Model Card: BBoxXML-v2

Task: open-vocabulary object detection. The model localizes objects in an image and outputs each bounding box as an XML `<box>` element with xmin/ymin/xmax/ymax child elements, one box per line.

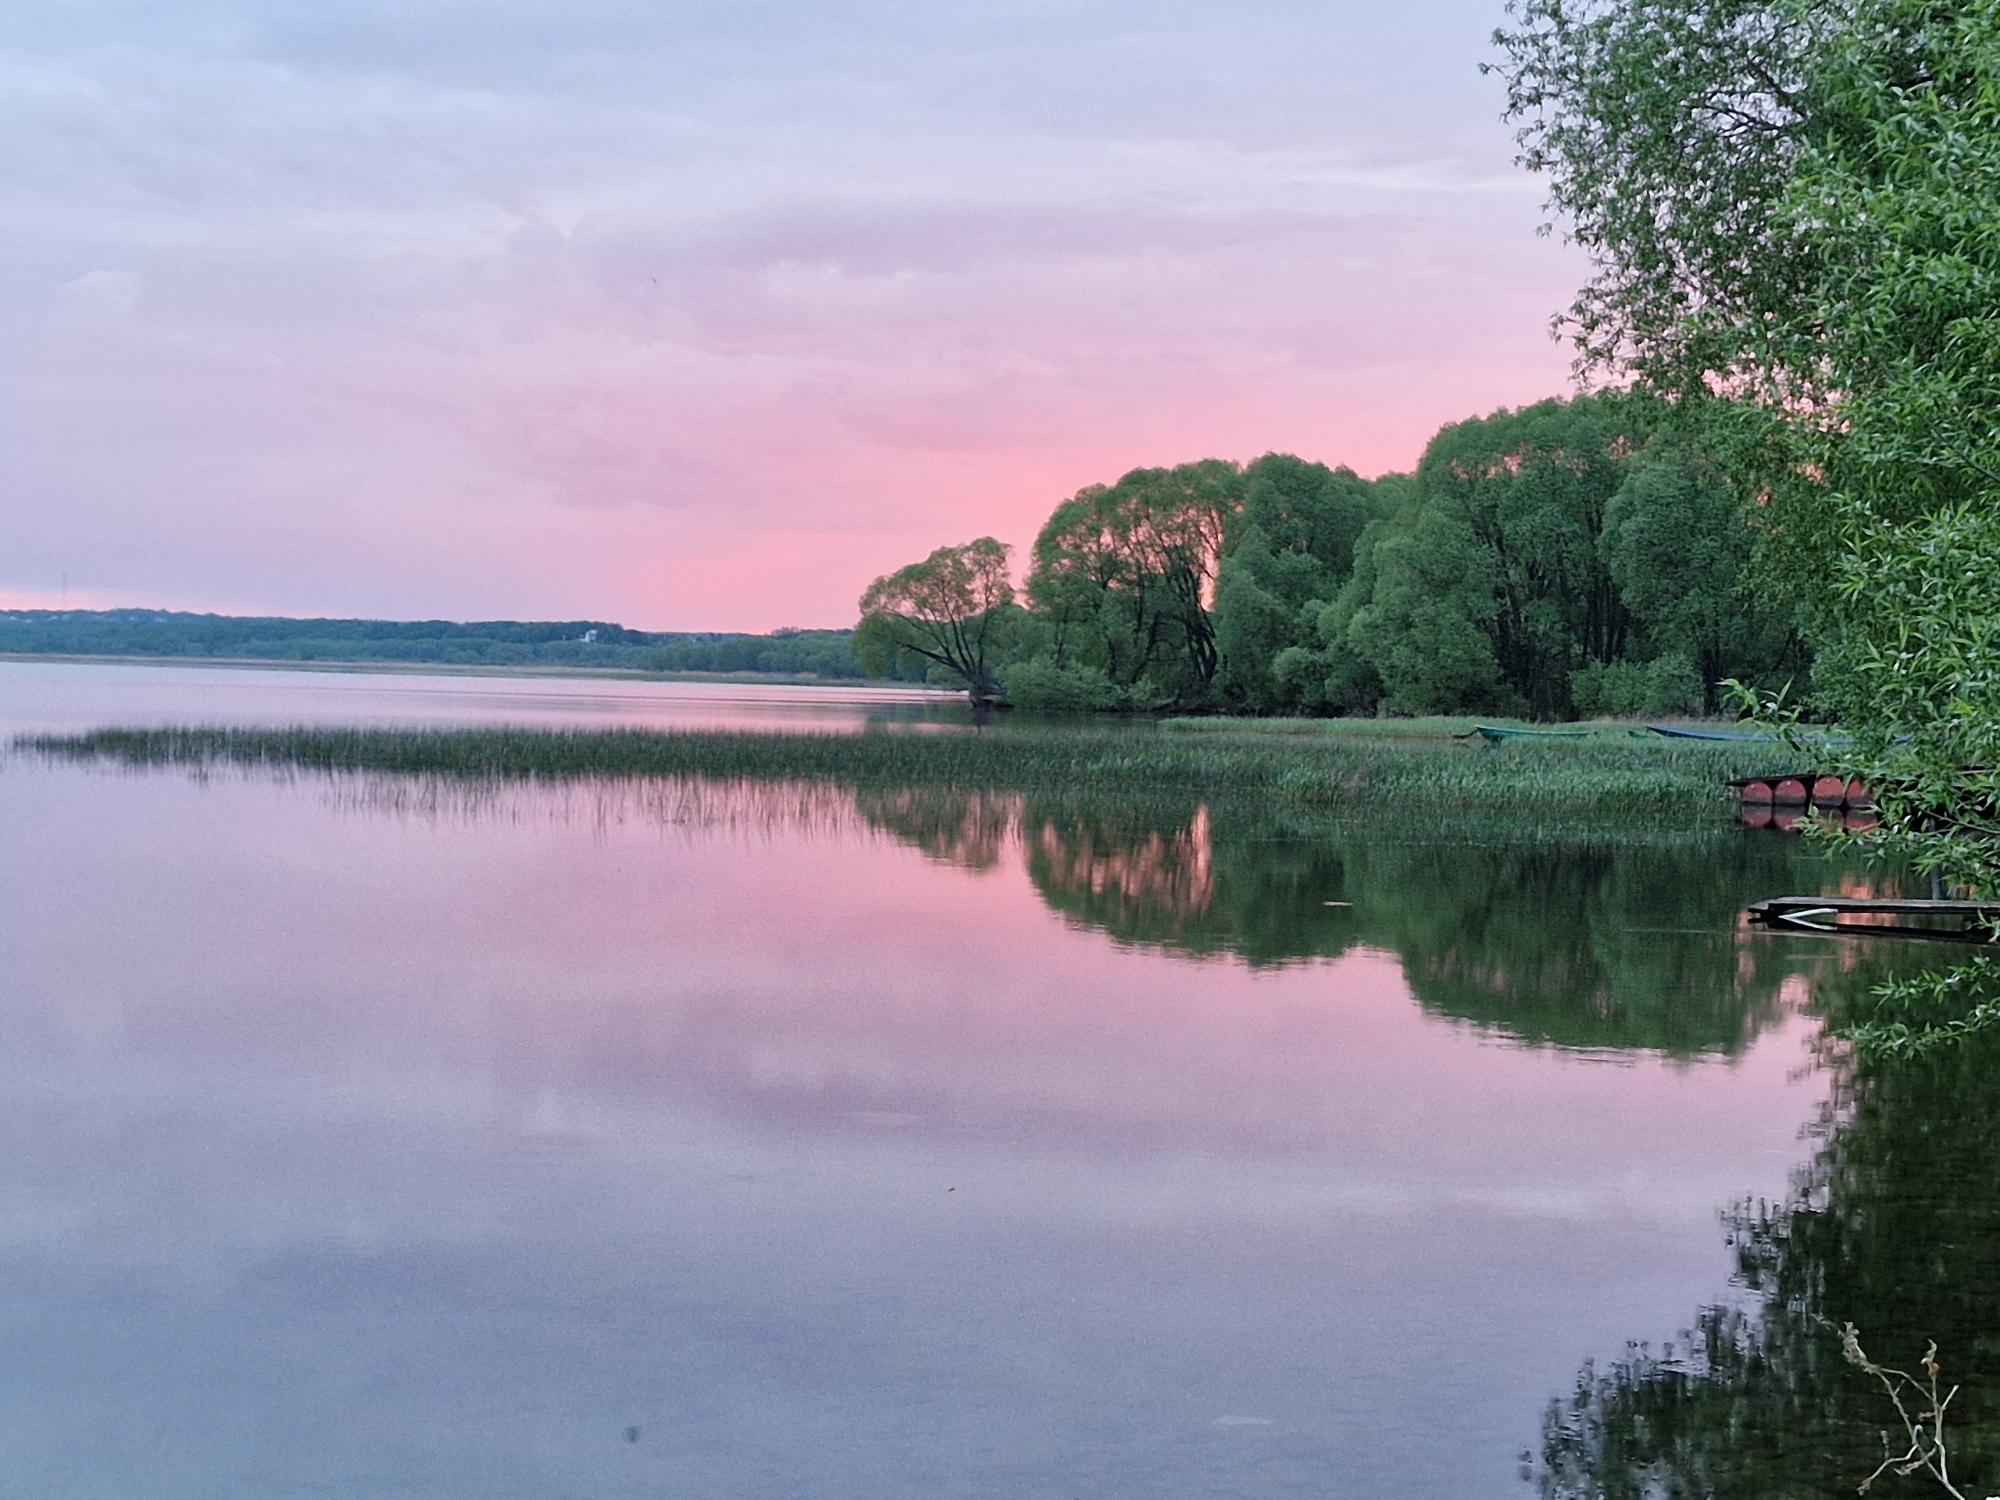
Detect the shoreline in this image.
<box><xmin>0</xmin><ymin>652</ymin><xmax>946</xmax><ymax>693</ymax></box>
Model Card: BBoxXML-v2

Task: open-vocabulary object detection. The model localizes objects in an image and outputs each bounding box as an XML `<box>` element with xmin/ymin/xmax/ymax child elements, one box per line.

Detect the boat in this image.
<box><xmin>1461</xmin><ymin>724</ymin><xmax>1593</xmax><ymax>742</ymax></box>
<box><xmin>1646</xmin><ymin>724</ymin><xmax>1775</xmax><ymax>742</ymax></box>
<box><xmin>1746</xmin><ymin>895</ymin><xmax>2000</xmax><ymax>943</ymax></box>
<box><xmin>1648</xmin><ymin>724</ymin><xmax>1857</xmax><ymax>746</ymax></box>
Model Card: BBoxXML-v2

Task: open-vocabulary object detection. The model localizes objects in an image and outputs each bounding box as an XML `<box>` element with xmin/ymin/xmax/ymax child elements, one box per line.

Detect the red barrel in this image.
<box><xmin>1740</xmin><ymin>780</ymin><xmax>1774</xmax><ymax>804</ymax></box>
<box><xmin>1773</xmin><ymin>778</ymin><xmax>1808</xmax><ymax>804</ymax></box>
<box><xmin>1811</xmin><ymin>775</ymin><xmax>1846</xmax><ymax>804</ymax></box>
<box><xmin>1846</xmin><ymin>780</ymin><xmax>1875</xmax><ymax>808</ymax></box>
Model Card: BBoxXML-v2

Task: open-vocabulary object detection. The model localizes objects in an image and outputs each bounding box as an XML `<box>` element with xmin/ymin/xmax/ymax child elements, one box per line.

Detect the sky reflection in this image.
<box><xmin>0</xmin><ymin>753</ymin><xmax>1850</xmax><ymax>1499</ymax></box>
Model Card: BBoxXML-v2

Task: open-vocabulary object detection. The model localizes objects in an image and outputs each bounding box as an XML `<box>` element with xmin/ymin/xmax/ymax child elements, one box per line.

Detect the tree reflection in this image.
<box><xmin>1022</xmin><ymin>800</ymin><xmax>1391</xmax><ymax>966</ymax></box>
<box><xmin>237</xmin><ymin>762</ymin><xmax>1902</xmax><ymax>1058</ymax></box>
<box><xmin>974</xmin><ymin>794</ymin><xmax>1855</xmax><ymax>1055</ymax></box>
<box><xmin>1345</xmin><ymin>839</ymin><xmax>1824</xmax><ymax>1054</ymax></box>
<box><xmin>1538</xmin><ymin>1042</ymin><xmax>2000</xmax><ymax>1498</ymax></box>
<box><xmin>851</xmin><ymin>786</ymin><xmax>1017</xmax><ymax>870</ymax></box>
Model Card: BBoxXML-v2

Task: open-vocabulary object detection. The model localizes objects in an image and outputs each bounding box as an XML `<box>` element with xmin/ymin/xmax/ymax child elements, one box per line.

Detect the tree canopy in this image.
<box><xmin>1494</xmin><ymin>0</ymin><xmax>2000</xmax><ymax>1046</ymax></box>
<box><xmin>854</xmin><ymin>538</ymin><xmax>1020</xmax><ymax>702</ymax></box>
<box><xmin>863</xmin><ymin>400</ymin><xmax>1800</xmax><ymax>720</ymax></box>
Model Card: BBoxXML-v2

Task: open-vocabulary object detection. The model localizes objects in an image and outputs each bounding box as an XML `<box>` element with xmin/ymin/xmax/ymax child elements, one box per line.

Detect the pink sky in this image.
<box><xmin>2</xmin><ymin>1</ymin><xmax>1587</xmax><ymax>631</ymax></box>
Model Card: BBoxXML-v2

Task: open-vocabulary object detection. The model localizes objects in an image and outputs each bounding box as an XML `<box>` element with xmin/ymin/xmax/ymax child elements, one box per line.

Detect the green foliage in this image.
<box><xmin>879</xmin><ymin>396</ymin><xmax>1809</xmax><ymax>724</ymax></box>
<box><xmin>855</xmin><ymin>537</ymin><xmax>1019</xmax><ymax>701</ymax></box>
<box><xmin>1349</xmin><ymin>500</ymin><xmax>1515</xmax><ymax>716</ymax></box>
<box><xmin>1211</xmin><ymin>399</ymin><xmax>1796</xmax><ymax>722</ymax></box>
<box><xmin>1398</xmin><ymin>394</ymin><xmax>1639</xmax><ymax>717</ymax></box>
<box><xmin>0</xmin><ymin>609</ymin><xmax>912</xmax><ymax>680</ymax></box>
<box><xmin>1601</xmin><ymin>446</ymin><xmax>1798</xmax><ymax>711</ymax></box>
<box><xmin>1209</xmin><ymin>455</ymin><xmax>1390</xmax><ymax>713</ymax></box>
<box><xmin>1231</xmin><ymin>452</ymin><xmax>1381</xmax><ymax>580</ymax></box>
<box><xmin>1021</xmin><ymin>460</ymin><xmax>1243</xmax><ymax>708</ymax></box>
<box><xmin>1571</xmin><ymin>654</ymin><xmax>1701</xmax><ymax>719</ymax></box>
<box><xmin>1490</xmin><ymin>0</ymin><xmax>1823</xmax><ymax>399</ymax></box>
<box><xmin>1498</xmin><ymin>0</ymin><xmax>2000</xmax><ymax>1046</ymax></box>
<box><xmin>1269</xmin><ymin>513</ymin><xmax>1394</xmax><ymax>714</ymax></box>
<box><xmin>0</xmin><ymin>609</ymin><xmax>709</xmax><ymax>670</ymax></box>
<box><xmin>1001</xmin><ymin>659</ymin><xmax>1143</xmax><ymax>712</ymax></box>
<box><xmin>1210</xmin><ymin>528</ymin><xmax>1299</xmax><ymax>712</ymax></box>
<box><xmin>642</xmin><ymin>628</ymin><xmax>889</xmax><ymax>679</ymax></box>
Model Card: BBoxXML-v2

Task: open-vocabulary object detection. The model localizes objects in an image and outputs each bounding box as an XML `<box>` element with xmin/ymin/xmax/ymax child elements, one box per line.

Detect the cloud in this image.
<box><xmin>52</xmin><ymin>266</ymin><xmax>139</xmax><ymax>317</ymax></box>
<box><xmin>0</xmin><ymin>0</ymin><xmax>1585</xmax><ymax>629</ymax></box>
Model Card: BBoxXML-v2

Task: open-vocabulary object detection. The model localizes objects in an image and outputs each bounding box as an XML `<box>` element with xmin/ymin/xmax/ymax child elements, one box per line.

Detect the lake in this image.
<box><xmin>3</xmin><ymin>661</ymin><xmax>1989</xmax><ymax>1499</ymax></box>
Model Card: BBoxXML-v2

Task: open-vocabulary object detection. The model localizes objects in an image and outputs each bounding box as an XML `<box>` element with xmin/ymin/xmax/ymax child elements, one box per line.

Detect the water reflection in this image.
<box><xmin>1537</xmin><ymin>1042</ymin><xmax>2000</xmax><ymax>1499</ymax></box>
<box><xmin>0</xmin><ymin>660</ymin><xmax>969</xmax><ymax>738</ymax></box>
<box><xmin>854</xmin><ymin>786</ymin><xmax>1020</xmax><ymax>871</ymax></box>
<box><xmin>108</xmin><ymin>760</ymin><xmax>1904</xmax><ymax>1060</ymax></box>
<box><xmin>832</xmin><ymin>783</ymin><xmax>1880</xmax><ymax>1056</ymax></box>
<box><xmin>0</xmin><ymin>751</ymin><xmax>1908</xmax><ymax>1500</ymax></box>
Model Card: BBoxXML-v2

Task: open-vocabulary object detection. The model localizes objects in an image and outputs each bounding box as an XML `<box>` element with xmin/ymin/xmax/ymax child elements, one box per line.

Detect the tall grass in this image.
<box><xmin>1158</xmin><ymin>714</ymin><xmax>1726</xmax><ymax>740</ymax></box>
<box><xmin>20</xmin><ymin>722</ymin><xmax>1791</xmax><ymax>829</ymax></box>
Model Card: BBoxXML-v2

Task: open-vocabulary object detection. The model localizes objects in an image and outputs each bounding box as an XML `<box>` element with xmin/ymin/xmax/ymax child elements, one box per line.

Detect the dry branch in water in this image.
<box><xmin>1837</xmin><ymin>1322</ymin><xmax>1990</xmax><ymax>1498</ymax></box>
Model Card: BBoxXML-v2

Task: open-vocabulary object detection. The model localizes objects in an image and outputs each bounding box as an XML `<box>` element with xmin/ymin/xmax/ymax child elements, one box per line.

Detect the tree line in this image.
<box><xmin>0</xmin><ymin>609</ymin><xmax>901</xmax><ymax>680</ymax></box>
<box><xmin>857</xmin><ymin>392</ymin><xmax>1803</xmax><ymax>719</ymax></box>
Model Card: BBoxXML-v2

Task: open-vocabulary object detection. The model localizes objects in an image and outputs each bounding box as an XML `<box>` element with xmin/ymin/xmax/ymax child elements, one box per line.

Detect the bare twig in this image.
<box><xmin>1836</xmin><ymin>1322</ymin><xmax>1974</xmax><ymax>1498</ymax></box>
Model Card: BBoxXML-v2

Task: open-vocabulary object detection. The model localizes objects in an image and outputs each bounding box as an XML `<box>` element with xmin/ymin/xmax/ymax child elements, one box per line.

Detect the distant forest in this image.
<box><xmin>0</xmin><ymin>610</ymin><xmax>907</xmax><ymax>680</ymax></box>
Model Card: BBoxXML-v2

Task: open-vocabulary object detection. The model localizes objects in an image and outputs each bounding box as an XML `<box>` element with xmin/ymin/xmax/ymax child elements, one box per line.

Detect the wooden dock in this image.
<box><xmin>1747</xmin><ymin>895</ymin><xmax>2000</xmax><ymax>940</ymax></box>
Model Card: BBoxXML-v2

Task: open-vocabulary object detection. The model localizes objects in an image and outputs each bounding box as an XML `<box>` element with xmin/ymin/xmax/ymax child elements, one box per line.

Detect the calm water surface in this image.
<box><xmin>0</xmin><ymin>660</ymin><xmax>967</xmax><ymax>737</ymax></box>
<box><xmin>1</xmin><ymin>662</ymin><xmax>1981</xmax><ymax>1498</ymax></box>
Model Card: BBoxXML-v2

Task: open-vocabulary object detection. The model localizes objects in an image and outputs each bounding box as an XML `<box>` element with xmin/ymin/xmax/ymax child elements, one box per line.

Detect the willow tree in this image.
<box><xmin>1416</xmin><ymin>394</ymin><xmax>1644</xmax><ymax>718</ymax></box>
<box><xmin>854</xmin><ymin>538</ymin><xmax>1017</xmax><ymax>703</ymax></box>
<box><xmin>1211</xmin><ymin>454</ymin><xmax>1384</xmax><ymax>713</ymax></box>
<box><xmin>1495</xmin><ymin>0</ymin><xmax>2000</xmax><ymax>1044</ymax></box>
<box><xmin>1023</xmin><ymin>460</ymin><xmax>1243</xmax><ymax>708</ymax></box>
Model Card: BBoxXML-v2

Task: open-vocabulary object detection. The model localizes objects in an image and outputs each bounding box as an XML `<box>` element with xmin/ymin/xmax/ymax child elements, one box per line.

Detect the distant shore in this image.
<box><xmin>0</xmin><ymin>652</ymin><xmax>944</xmax><ymax>692</ymax></box>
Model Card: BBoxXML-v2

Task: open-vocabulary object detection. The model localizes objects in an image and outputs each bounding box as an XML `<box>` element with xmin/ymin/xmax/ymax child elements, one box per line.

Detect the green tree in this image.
<box><xmin>1270</xmin><ymin>479</ymin><xmax>1416</xmax><ymax>716</ymax></box>
<box><xmin>1349</xmin><ymin>501</ymin><xmax>1515</xmax><ymax>716</ymax></box>
<box><xmin>1331</xmin><ymin>396</ymin><xmax>1645</xmax><ymax>719</ymax></box>
<box><xmin>1210</xmin><ymin>526</ymin><xmax>1300</xmax><ymax>712</ymax></box>
<box><xmin>1022</xmin><ymin>460</ymin><xmax>1244</xmax><ymax>708</ymax></box>
<box><xmin>1495</xmin><ymin>0</ymin><xmax>2000</xmax><ymax>1043</ymax></box>
<box><xmin>854</xmin><ymin>538</ymin><xmax>1018</xmax><ymax>703</ymax></box>
<box><xmin>1211</xmin><ymin>454</ymin><xmax>1383</xmax><ymax>712</ymax></box>
<box><xmin>1418</xmin><ymin>395</ymin><xmax>1642</xmax><ymax>718</ymax></box>
<box><xmin>1600</xmin><ymin>444</ymin><xmax>1798</xmax><ymax>713</ymax></box>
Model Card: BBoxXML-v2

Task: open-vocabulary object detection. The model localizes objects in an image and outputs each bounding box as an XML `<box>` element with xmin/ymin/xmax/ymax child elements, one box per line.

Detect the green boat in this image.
<box><xmin>1647</xmin><ymin>723</ymin><xmax>1856</xmax><ymax>747</ymax></box>
<box><xmin>1462</xmin><ymin>724</ymin><xmax>1593</xmax><ymax>743</ymax></box>
<box><xmin>1646</xmin><ymin>724</ymin><xmax>1775</xmax><ymax>742</ymax></box>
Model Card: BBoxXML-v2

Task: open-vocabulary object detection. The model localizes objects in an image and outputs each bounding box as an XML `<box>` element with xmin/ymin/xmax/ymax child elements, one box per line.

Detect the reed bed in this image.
<box><xmin>1158</xmin><ymin>714</ymin><xmax>1724</xmax><ymax>740</ymax></box>
<box><xmin>20</xmin><ymin>723</ymin><xmax>1788</xmax><ymax>829</ymax></box>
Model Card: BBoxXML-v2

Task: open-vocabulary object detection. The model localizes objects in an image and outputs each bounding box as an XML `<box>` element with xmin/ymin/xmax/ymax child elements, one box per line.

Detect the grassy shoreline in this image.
<box><xmin>19</xmin><ymin>722</ymin><xmax>1791</xmax><ymax>830</ymax></box>
<box><xmin>1156</xmin><ymin>713</ymin><xmax>1731</xmax><ymax>740</ymax></box>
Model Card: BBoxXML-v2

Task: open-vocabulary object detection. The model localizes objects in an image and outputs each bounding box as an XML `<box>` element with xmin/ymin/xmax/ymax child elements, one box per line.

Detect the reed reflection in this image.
<box><xmin>188</xmin><ymin>763</ymin><xmax>1902</xmax><ymax>1059</ymax></box>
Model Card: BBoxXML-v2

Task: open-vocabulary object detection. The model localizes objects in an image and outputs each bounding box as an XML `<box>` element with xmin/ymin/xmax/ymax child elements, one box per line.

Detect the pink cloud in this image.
<box><xmin>1</xmin><ymin>0</ymin><xmax>1589</xmax><ymax>631</ymax></box>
